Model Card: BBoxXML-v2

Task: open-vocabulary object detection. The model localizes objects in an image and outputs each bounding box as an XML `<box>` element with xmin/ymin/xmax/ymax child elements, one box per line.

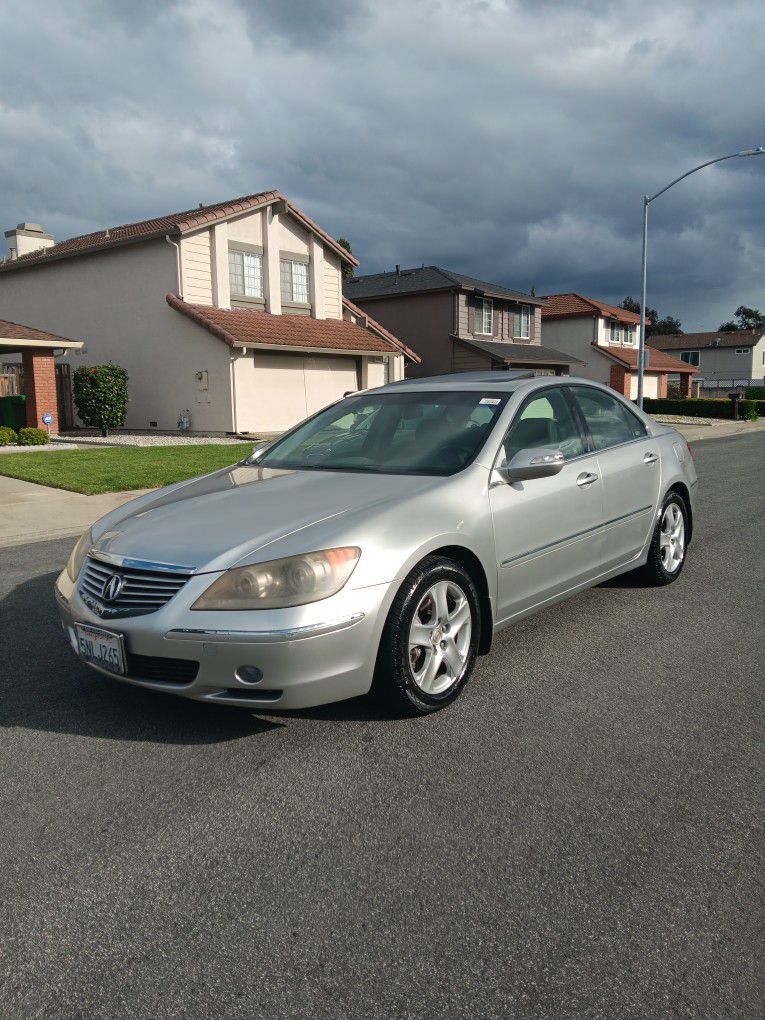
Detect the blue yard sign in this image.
<box><xmin>42</xmin><ymin>412</ymin><xmax>54</xmax><ymax>426</ymax></box>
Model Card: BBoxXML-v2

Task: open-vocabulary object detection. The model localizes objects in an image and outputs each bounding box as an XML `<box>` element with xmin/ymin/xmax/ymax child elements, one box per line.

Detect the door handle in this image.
<box><xmin>643</xmin><ymin>452</ymin><xmax>658</xmax><ymax>465</ymax></box>
<box><xmin>576</xmin><ymin>471</ymin><xmax>599</xmax><ymax>488</ymax></box>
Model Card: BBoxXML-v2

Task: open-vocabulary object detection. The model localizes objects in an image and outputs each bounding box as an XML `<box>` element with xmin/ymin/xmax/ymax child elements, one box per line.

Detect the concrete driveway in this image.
<box><xmin>0</xmin><ymin>433</ymin><xmax>763</xmax><ymax>1018</ymax></box>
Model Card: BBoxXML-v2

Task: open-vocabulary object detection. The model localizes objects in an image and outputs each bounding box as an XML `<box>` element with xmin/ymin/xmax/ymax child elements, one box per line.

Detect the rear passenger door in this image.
<box><xmin>568</xmin><ymin>385</ymin><xmax>660</xmax><ymax>570</ymax></box>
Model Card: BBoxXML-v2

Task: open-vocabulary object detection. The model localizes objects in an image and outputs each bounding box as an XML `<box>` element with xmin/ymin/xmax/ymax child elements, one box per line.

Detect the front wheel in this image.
<box><xmin>372</xmin><ymin>556</ymin><xmax>480</xmax><ymax>716</ymax></box>
<box><xmin>639</xmin><ymin>491</ymin><xmax>689</xmax><ymax>585</ymax></box>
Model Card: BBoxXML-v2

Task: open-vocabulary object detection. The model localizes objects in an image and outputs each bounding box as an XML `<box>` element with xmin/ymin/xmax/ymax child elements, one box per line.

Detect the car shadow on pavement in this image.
<box><xmin>0</xmin><ymin>571</ymin><xmax>283</xmax><ymax>745</ymax></box>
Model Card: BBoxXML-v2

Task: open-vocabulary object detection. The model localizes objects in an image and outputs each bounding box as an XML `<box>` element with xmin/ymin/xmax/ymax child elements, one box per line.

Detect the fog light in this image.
<box><xmin>235</xmin><ymin>665</ymin><xmax>263</xmax><ymax>686</ymax></box>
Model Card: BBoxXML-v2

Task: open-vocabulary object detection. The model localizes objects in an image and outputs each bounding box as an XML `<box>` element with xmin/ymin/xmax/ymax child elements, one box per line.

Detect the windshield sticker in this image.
<box><xmin>479</xmin><ymin>397</ymin><xmax>501</xmax><ymax>405</ymax></box>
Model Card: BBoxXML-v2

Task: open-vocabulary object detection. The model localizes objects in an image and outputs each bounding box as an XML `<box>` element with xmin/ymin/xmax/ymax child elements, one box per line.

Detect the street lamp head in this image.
<box><xmin>737</xmin><ymin>147</ymin><xmax>765</xmax><ymax>156</ymax></box>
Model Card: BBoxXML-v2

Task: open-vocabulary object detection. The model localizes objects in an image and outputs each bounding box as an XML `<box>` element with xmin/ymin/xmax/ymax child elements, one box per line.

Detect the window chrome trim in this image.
<box><xmin>165</xmin><ymin>613</ymin><xmax>365</xmax><ymax>644</ymax></box>
<box><xmin>89</xmin><ymin>550</ymin><xmax>196</xmax><ymax>575</ymax></box>
<box><xmin>500</xmin><ymin>505</ymin><xmax>653</xmax><ymax>567</ymax></box>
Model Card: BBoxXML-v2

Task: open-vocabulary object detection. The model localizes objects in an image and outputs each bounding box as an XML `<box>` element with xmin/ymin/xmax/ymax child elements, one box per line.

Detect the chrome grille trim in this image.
<box><xmin>78</xmin><ymin>557</ymin><xmax>190</xmax><ymax>618</ymax></box>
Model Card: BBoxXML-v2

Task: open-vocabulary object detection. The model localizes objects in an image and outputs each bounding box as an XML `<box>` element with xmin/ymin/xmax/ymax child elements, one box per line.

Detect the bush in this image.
<box><xmin>73</xmin><ymin>363</ymin><xmax>129</xmax><ymax>436</ymax></box>
<box><xmin>744</xmin><ymin>386</ymin><xmax>765</xmax><ymax>400</ymax></box>
<box><xmin>0</xmin><ymin>425</ymin><xmax>18</xmax><ymax>446</ymax></box>
<box><xmin>666</xmin><ymin>383</ymin><xmax>683</xmax><ymax>400</ymax></box>
<box><xmin>17</xmin><ymin>427</ymin><xmax>51</xmax><ymax>445</ymax></box>
<box><xmin>643</xmin><ymin>397</ymin><xmax>758</xmax><ymax>420</ymax></box>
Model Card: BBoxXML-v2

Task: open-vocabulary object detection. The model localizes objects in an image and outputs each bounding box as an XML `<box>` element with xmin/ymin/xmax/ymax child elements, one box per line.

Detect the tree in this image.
<box><xmin>620</xmin><ymin>297</ymin><xmax>682</xmax><ymax>337</ymax></box>
<box><xmin>337</xmin><ymin>238</ymin><xmax>355</xmax><ymax>279</ymax></box>
<box><xmin>718</xmin><ymin>305</ymin><xmax>765</xmax><ymax>331</ymax></box>
<box><xmin>73</xmin><ymin>363</ymin><xmax>129</xmax><ymax>437</ymax></box>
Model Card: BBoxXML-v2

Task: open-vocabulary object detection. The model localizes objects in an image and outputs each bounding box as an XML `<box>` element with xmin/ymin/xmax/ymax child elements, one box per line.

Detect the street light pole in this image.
<box><xmin>636</xmin><ymin>146</ymin><xmax>765</xmax><ymax>408</ymax></box>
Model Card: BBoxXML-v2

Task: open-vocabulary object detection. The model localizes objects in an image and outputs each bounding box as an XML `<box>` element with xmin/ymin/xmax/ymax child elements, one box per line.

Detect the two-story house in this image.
<box><xmin>649</xmin><ymin>329</ymin><xmax>765</xmax><ymax>395</ymax></box>
<box><xmin>540</xmin><ymin>293</ymin><xmax>696</xmax><ymax>399</ymax></box>
<box><xmin>0</xmin><ymin>193</ymin><xmax>417</xmax><ymax>434</ymax></box>
<box><xmin>344</xmin><ymin>266</ymin><xmax>581</xmax><ymax>378</ymax></box>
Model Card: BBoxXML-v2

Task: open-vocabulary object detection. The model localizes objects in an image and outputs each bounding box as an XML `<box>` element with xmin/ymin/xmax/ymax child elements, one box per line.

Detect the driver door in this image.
<box><xmin>489</xmin><ymin>386</ymin><xmax>604</xmax><ymax>623</ymax></box>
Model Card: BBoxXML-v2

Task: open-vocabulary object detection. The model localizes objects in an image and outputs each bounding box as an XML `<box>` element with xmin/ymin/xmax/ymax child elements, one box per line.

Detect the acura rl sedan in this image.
<box><xmin>55</xmin><ymin>372</ymin><xmax>697</xmax><ymax>716</ymax></box>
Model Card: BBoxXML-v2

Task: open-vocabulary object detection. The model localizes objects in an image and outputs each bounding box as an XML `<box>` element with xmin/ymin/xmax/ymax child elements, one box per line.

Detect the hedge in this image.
<box><xmin>643</xmin><ymin>397</ymin><xmax>758</xmax><ymax>420</ymax></box>
<box><xmin>0</xmin><ymin>425</ymin><xmax>18</xmax><ymax>446</ymax></box>
<box><xmin>744</xmin><ymin>386</ymin><xmax>765</xmax><ymax>400</ymax></box>
<box><xmin>17</xmin><ymin>427</ymin><xmax>51</xmax><ymax>446</ymax></box>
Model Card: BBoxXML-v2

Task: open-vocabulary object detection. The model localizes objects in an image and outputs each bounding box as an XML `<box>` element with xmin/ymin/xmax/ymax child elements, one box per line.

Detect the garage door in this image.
<box><xmin>251</xmin><ymin>352</ymin><xmax>359</xmax><ymax>432</ymax></box>
<box><xmin>628</xmin><ymin>373</ymin><xmax>660</xmax><ymax>400</ymax></box>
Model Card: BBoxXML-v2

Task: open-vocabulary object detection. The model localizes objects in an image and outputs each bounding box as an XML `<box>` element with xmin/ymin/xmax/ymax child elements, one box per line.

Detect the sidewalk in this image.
<box><xmin>659</xmin><ymin>417</ymin><xmax>765</xmax><ymax>443</ymax></box>
<box><xmin>0</xmin><ymin>476</ymin><xmax>150</xmax><ymax>549</ymax></box>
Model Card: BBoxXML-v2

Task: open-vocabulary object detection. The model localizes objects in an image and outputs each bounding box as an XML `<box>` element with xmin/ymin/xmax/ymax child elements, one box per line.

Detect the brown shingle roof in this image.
<box><xmin>0</xmin><ymin>316</ymin><xmax>80</xmax><ymax>345</ymax></box>
<box><xmin>0</xmin><ymin>191</ymin><xmax>358</xmax><ymax>274</ymax></box>
<box><xmin>166</xmin><ymin>294</ymin><xmax>413</xmax><ymax>358</ymax></box>
<box><xmin>598</xmin><ymin>345</ymin><xmax>697</xmax><ymax>373</ymax></box>
<box><xmin>541</xmin><ymin>293</ymin><xmax>641</xmax><ymax>324</ymax></box>
<box><xmin>649</xmin><ymin>329</ymin><xmax>763</xmax><ymax>350</ymax></box>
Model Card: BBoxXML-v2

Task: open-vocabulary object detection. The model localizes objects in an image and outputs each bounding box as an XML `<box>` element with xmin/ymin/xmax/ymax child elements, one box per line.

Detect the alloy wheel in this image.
<box><xmin>659</xmin><ymin>502</ymin><xmax>685</xmax><ymax>573</ymax></box>
<box><xmin>408</xmin><ymin>580</ymin><xmax>472</xmax><ymax>695</ymax></box>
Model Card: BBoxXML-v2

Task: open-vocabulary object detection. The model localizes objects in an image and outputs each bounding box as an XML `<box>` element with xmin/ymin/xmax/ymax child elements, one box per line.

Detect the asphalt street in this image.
<box><xmin>1</xmin><ymin>433</ymin><xmax>763</xmax><ymax>1019</ymax></box>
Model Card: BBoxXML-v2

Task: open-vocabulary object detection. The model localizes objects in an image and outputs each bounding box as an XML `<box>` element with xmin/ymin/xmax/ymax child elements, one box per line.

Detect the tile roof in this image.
<box><xmin>166</xmin><ymin>294</ymin><xmax>415</xmax><ymax>359</ymax></box>
<box><xmin>541</xmin><ymin>293</ymin><xmax>642</xmax><ymax>324</ymax></box>
<box><xmin>597</xmin><ymin>345</ymin><xmax>697</xmax><ymax>373</ymax></box>
<box><xmin>0</xmin><ymin>191</ymin><xmax>358</xmax><ymax>274</ymax></box>
<box><xmin>345</xmin><ymin>266</ymin><xmax>543</xmax><ymax>305</ymax></box>
<box><xmin>649</xmin><ymin>329</ymin><xmax>763</xmax><ymax>350</ymax></box>
<box><xmin>0</xmin><ymin>316</ymin><xmax>80</xmax><ymax>346</ymax></box>
<box><xmin>455</xmin><ymin>336</ymin><xmax>583</xmax><ymax>365</ymax></box>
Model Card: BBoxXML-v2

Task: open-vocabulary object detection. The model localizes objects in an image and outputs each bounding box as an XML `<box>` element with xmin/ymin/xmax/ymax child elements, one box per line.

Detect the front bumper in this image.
<box><xmin>54</xmin><ymin>568</ymin><xmax>395</xmax><ymax>709</ymax></box>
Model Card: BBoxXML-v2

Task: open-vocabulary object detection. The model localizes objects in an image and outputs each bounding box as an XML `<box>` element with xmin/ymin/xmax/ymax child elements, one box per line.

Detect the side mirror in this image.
<box><xmin>498</xmin><ymin>447</ymin><xmax>565</xmax><ymax>483</ymax></box>
<box><xmin>245</xmin><ymin>441</ymin><xmax>270</xmax><ymax>465</ymax></box>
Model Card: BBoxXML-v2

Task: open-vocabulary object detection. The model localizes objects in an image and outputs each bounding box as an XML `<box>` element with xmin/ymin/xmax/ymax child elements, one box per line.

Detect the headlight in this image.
<box><xmin>66</xmin><ymin>527</ymin><xmax>93</xmax><ymax>582</ymax></box>
<box><xmin>191</xmin><ymin>547</ymin><xmax>361</xmax><ymax>611</ymax></box>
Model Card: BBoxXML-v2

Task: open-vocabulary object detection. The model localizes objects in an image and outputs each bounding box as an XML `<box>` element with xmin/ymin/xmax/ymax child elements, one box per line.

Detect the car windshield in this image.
<box><xmin>257</xmin><ymin>390</ymin><xmax>510</xmax><ymax>475</ymax></box>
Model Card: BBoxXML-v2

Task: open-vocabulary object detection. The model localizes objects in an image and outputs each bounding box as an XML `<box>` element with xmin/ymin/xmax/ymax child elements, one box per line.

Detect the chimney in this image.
<box><xmin>4</xmin><ymin>222</ymin><xmax>55</xmax><ymax>260</ymax></box>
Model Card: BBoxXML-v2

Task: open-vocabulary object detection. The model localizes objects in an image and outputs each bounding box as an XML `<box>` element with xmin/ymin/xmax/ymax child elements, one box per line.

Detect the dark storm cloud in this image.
<box><xmin>0</xmin><ymin>0</ymin><xmax>763</xmax><ymax>330</ymax></box>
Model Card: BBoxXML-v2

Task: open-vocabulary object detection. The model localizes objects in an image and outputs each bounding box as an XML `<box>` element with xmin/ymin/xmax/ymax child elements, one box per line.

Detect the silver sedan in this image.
<box><xmin>55</xmin><ymin>372</ymin><xmax>697</xmax><ymax>716</ymax></box>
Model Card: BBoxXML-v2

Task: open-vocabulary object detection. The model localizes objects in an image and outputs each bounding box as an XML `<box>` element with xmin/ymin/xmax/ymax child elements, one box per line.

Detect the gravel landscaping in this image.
<box><xmin>55</xmin><ymin>430</ymin><xmax>263</xmax><ymax>447</ymax></box>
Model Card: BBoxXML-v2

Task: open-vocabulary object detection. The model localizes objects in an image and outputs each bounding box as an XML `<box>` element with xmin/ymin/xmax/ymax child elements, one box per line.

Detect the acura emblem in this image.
<box><xmin>102</xmin><ymin>574</ymin><xmax>124</xmax><ymax>603</ymax></box>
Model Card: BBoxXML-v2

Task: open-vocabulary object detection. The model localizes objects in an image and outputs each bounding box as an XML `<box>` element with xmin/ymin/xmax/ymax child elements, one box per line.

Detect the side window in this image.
<box><xmin>571</xmin><ymin>387</ymin><xmax>646</xmax><ymax>451</ymax></box>
<box><xmin>502</xmin><ymin>389</ymin><xmax>584</xmax><ymax>463</ymax></box>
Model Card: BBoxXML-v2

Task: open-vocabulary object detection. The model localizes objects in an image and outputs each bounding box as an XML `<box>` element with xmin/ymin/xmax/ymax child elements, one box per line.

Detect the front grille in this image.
<box><xmin>126</xmin><ymin>652</ymin><xmax>199</xmax><ymax>686</ymax></box>
<box><xmin>79</xmin><ymin>557</ymin><xmax>190</xmax><ymax>618</ymax></box>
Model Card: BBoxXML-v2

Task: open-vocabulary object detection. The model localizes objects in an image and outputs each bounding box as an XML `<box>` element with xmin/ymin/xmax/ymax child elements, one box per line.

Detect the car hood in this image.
<box><xmin>92</xmin><ymin>464</ymin><xmax>440</xmax><ymax>573</ymax></box>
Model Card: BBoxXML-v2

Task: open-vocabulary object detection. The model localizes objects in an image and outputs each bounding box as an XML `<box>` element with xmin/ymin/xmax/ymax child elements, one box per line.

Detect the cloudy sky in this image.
<box><xmin>1</xmin><ymin>0</ymin><xmax>763</xmax><ymax>331</ymax></box>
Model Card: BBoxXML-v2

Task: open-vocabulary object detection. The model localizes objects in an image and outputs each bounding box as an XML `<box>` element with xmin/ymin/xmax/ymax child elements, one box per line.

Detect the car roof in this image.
<box><xmin>377</xmin><ymin>371</ymin><xmax>536</xmax><ymax>393</ymax></box>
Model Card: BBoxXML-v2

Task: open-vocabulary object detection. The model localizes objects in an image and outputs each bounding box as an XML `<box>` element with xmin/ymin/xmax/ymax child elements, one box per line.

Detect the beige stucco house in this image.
<box><xmin>0</xmin><ymin>194</ymin><xmax>417</xmax><ymax>434</ymax></box>
<box><xmin>540</xmin><ymin>293</ymin><xmax>696</xmax><ymax>399</ymax></box>
<box><xmin>649</xmin><ymin>329</ymin><xmax>765</xmax><ymax>395</ymax></box>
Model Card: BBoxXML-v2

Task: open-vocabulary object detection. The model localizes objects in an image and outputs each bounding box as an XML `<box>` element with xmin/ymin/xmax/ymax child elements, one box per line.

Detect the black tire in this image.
<box><xmin>372</xmin><ymin>555</ymin><xmax>480</xmax><ymax>717</ymax></box>
<box><xmin>639</xmin><ymin>490</ymin><xmax>689</xmax><ymax>585</ymax></box>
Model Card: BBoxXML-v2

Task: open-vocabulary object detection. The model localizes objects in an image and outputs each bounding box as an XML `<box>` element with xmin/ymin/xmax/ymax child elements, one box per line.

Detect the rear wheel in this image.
<box><xmin>640</xmin><ymin>491</ymin><xmax>689</xmax><ymax>585</ymax></box>
<box><xmin>372</xmin><ymin>556</ymin><xmax>479</xmax><ymax>716</ymax></box>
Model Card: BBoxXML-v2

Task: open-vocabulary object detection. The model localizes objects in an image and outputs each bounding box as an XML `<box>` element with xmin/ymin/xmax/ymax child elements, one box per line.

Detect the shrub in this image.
<box><xmin>744</xmin><ymin>386</ymin><xmax>765</xmax><ymax>400</ymax></box>
<box><xmin>666</xmin><ymin>383</ymin><xmax>683</xmax><ymax>400</ymax></box>
<box><xmin>73</xmin><ymin>363</ymin><xmax>129</xmax><ymax>436</ymax></box>
<box><xmin>17</xmin><ymin>427</ymin><xmax>51</xmax><ymax>445</ymax></box>
<box><xmin>643</xmin><ymin>397</ymin><xmax>758</xmax><ymax>420</ymax></box>
<box><xmin>0</xmin><ymin>425</ymin><xmax>18</xmax><ymax>446</ymax></box>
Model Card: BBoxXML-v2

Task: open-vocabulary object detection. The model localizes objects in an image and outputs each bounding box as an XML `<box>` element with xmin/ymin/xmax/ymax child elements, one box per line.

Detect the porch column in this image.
<box><xmin>22</xmin><ymin>349</ymin><xmax>58</xmax><ymax>433</ymax></box>
<box><xmin>609</xmin><ymin>363</ymin><xmax>631</xmax><ymax>396</ymax></box>
<box><xmin>678</xmin><ymin>373</ymin><xmax>692</xmax><ymax>398</ymax></box>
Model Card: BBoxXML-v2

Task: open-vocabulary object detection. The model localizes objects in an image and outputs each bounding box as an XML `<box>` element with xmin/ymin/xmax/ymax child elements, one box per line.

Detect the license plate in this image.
<box><xmin>75</xmin><ymin>624</ymin><xmax>126</xmax><ymax>676</ymax></box>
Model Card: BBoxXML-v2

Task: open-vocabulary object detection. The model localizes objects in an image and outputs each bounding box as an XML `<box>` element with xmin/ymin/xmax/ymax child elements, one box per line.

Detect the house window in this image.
<box><xmin>513</xmin><ymin>305</ymin><xmax>530</xmax><ymax>339</ymax></box>
<box><xmin>680</xmin><ymin>350</ymin><xmax>700</xmax><ymax>367</ymax></box>
<box><xmin>280</xmin><ymin>259</ymin><xmax>310</xmax><ymax>304</ymax></box>
<box><xmin>610</xmin><ymin>321</ymin><xmax>620</xmax><ymax>344</ymax></box>
<box><xmin>735</xmin><ymin>347</ymin><xmax>747</xmax><ymax>354</ymax></box>
<box><xmin>228</xmin><ymin>248</ymin><xmax>263</xmax><ymax>299</ymax></box>
<box><xmin>623</xmin><ymin>327</ymin><xmax>634</xmax><ymax>345</ymax></box>
<box><xmin>475</xmin><ymin>298</ymin><xmax>493</xmax><ymax>335</ymax></box>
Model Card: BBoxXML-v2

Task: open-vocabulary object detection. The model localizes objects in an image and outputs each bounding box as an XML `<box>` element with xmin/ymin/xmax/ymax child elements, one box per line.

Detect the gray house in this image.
<box><xmin>650</xmin><ymin>329</ymin><xmax>765</xmax><ymax>394</ymax></box>
<box><xmin>344</xmin><ymin>266</ymin><xmax>580</xmax><ymax>378</ymax></box>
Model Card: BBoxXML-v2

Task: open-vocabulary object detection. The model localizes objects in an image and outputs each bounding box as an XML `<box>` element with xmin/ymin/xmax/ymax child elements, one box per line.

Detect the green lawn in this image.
<box><xmin>0</xmin><ymin>443</ymin><xmax>254</xmax><ymax>495</ymax></box>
